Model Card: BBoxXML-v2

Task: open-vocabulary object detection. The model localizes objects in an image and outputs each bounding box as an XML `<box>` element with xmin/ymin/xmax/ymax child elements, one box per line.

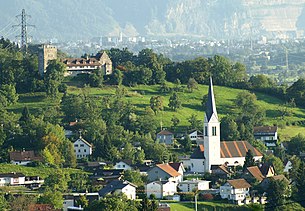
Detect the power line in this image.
<box><xmin>12</xmin><ymin>9</ymin><xmax>35</xmax><ymax>54</ymax></box>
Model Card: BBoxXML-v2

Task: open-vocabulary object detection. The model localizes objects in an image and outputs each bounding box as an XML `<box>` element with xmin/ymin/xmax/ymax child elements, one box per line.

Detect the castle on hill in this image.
<box><xmin>185</xmin><ymin>77</ymin><xmax>263</xmax><ymax>173</ymax></box>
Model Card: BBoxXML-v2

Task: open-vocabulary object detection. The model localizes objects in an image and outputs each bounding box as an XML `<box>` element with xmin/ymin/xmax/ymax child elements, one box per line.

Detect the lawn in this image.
<box><xmin>8</xmin><ymin>83</ymin><xmax>305</xmax><ymax>140</ymax></box>
<box><xmin>169</xmin><ymin>201</ymin><xmax>253</xmax><ymax>211</ymax></box>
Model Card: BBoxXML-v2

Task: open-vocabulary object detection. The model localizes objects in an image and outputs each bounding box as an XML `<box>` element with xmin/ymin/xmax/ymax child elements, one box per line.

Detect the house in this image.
<box><xmin>243</xmin><ymin>166</ymin><xmax>265</xmax><ymax>183</ymax></box>
<box><xmin>168</xmin><ymin>162</ymin><xmax>185</xmax><ymax>176</ymax></box>
<box><xmin>146</xmin><ymin>181</ymin><xmax>177</xmax><ymax>199</ymax></box>
<box><xmin>98</xmin><ymin>180</ymin><xmax>137</xmax><ymax>200</ymax></box>
<box><xmin>260</xmin><ymin>175</ymin><xmax>290</xmax><ymax>191</ymax></box>
<box><xmin>253</xmin><ymin>126</ymin><xmax>278</xmax><ymax>147</ymax></box>
<box><xmin>156</xmin><ymin>130</ymin><xmax>174</xmax><ymax>145</ymax></box>
<box><xmin>91</xmin><ymin>169</ymin><xmax>124</xmax><ymax>185</ymax></box>
<box><xmin>211</xmin><ymin>165</ymin><xmax>231</xmax><ymax>178</ymax></box>
<box><xmin>179</xmin><ymin>155</ymin><xmax>192</xmax><ymax>172</ymax></box>
<box><xmin>9</xmin><ymin>150</ymin><xmax>43</xmax><ymax>166</ymax></box>
<box><xmin>73</xmin><ymin>136</ymin><xmax>92</xmax><ymax>159</ymax></box>
<box><xmin>114</xmin><ymin>160</ymin><xmax>133</xmax><ymax>171</ymax></box>
<box><xmin>62</xmin><ymin>51</ymin><xmax>112</xmax><ymax>77</ymax></box>
<box><xmin>147</xmin><ymin>163</ymin><xmax>182</xmax><ymax>183</ymax></box>
<box><xmin>189</xmin><ymin>145</ymin><xmax>205</xmax><ymax>173</ymax></box>
<box><xmin>220</xmin><ymin>179</ymin><xmax>251</xmax><ymax>205</ymax></box>
<box><xmin>193</xmin><ymin>77</ymin><xmax>263</xmax><ymax>173</ymax></box>
<box><xmin>0</xmin><ymin>172</ymin><xmax>25</xmax><ymax>186</ymax></box>
<box><xmin>185</xmin><ymin>130</ymin><xmax>204</xmax><ymax>141</ymax></box>
<box><xmin>260</xmin><ymin>163</ymin><xmax>275</xmax><ymax>177</ymax></box>
<box><xmin>178</xmin><ymin>179</ymin><xmax>210</xmax><ymax>192</ymax></box>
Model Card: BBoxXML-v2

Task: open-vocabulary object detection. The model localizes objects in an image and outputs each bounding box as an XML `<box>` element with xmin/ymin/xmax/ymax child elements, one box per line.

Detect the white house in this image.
<box><xmin>186</xmin><ymin>130</ymin><xmax>204</xmax><ymax>141</ymax></box>
<box><xmin>146</xmin><ymin>181</ymin><xmax>177</xmax><ymax>199</ymax></box>
<box><xmin>253</xmin><ymin>126</ymin><xmax>278</xmax><ymax>147</ymax></box>
<box><xmin>156</xmin><ymin>130</ymin><xmax>174</xmax><ymax>145</ymax></box>
<box><xmin>9</xmin><ymin>150</ymin><xmax>43</xmax><ymax>166</ymax></box>
<box><xmin>178</xmin><ymin>179</ymin><xmax>210</xmax><ymax>193</ymax></box>
<box><xmin>0</xmin><ymin>173</ymin><xmax>25</xmax><ymax>186</ymax></box>
<box><xmin>147</xmin><ymin>163</ymin><xmax>182</xmax><ymax>183</ymax></box>
<box><xmin>192</xmin><ymin>77</ymin><xmax>263</xmax><ymax>173</ymax></box>
<box><xmin>220</xmin><ymin>179</ymin><xmax>251</xmax><ymax>205</ymax></box>
<box><xmin>98</xmin><ymin>180</ymin><xmax>137</xmax><ymax>200</ymax></box>
<box><xmin>114</xmin><ymin>160</ymin><xmax>133</xmax><ymax>170</ymax></box>
<box><xmin>73</xmin><ymin>136</ymin><xmax>92</xmax><ymax>159</ymax></box>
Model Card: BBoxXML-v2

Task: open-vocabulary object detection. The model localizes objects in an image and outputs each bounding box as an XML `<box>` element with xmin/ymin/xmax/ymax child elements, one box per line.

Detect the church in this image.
<box><xmin>187</xmin><ymin>77</ymin><xmax>263</xmax><ymax>173</ymax></box>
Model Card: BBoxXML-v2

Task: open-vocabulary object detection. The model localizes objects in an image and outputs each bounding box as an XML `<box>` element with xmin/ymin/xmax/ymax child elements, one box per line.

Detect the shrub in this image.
<box><xmin>200</xmin><ymin>193</ymin><xmax>214</xmax><ymax>201</ymax></box>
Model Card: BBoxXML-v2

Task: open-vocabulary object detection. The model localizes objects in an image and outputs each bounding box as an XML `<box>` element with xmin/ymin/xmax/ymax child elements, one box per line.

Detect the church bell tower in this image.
<box><xmin>203</xmin><ymin>77</ymin><xmax>221</xmax><ymax>172</ymax></box>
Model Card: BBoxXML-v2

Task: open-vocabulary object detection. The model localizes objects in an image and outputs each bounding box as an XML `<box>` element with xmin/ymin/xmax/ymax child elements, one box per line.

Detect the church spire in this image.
<box><xmin>205</xmin><ymin>77</ymin><xmax>218</xmax><ymax>121</ymax></box>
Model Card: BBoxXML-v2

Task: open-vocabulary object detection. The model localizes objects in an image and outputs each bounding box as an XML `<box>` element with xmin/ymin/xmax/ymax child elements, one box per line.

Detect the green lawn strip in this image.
<box><xmin>168</xmin><ymin>201</ymin><xmax>252</xmax><ymax>211</ymax></box>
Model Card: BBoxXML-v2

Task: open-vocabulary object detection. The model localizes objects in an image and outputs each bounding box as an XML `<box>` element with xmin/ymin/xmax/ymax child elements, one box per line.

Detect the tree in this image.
<box><xmin>181</xmin><ymin>135</ymin><xmax>192</xmax><ymax>152</ymax></box>
<box><xmin>19</xmin><ymin>106</ymin><xmax>30</xmax><ymax>123</ymax></box>
<box><xmin>171</xmin><ymin>116</ymin><xmax>180</xmax><ymax>131</ymax></box>
<box><xmin>264</xmin><ymin>155</ymin><xmax>284</xmax><ymax>175</ymax></box>
<box><xmin>187</xmin><ymin>78</ymin><xmax>198</xmax><ymax>92</ymax></box>
<box><xmin>188</xmin><ymin>114</ymin><xmax>201</xmax><ymax>130</ymax></box>
<box><xmin>69</xmin><ymin>173</ymin><xmax>89</xmax><ymax>192</ymax></box>
<box><xmin>9</xmin><ymin>195</ymin><xmax>37</xmax><ymax>211</ymax></box>
<box><xmin>111</xmin><ymin>69</ymin><xmax>123</xmax><ymax>86</ymax></box>
<box><xmin>76</xmin><ymin>195</ymin><xmax>89</xmax><ymax>208</ymax></box>
<box><xmin>0</xmin><ymin>84</ymin><xmax>18</xmax><ymax>106</ymax></box>
<box><xmin>288</xmin><ymin>134</ymin><xmax>305</xmax><ymax>155</ymax></box>
<box><xmin>220</xmin><ymin>116</ymin><xmax>240</xmax><ymax>140</ymax></box>
<box><xmin>122</xmin><ymin>142</ymin><xmax>136</xmax><ymax>163</ymax></box>
<box><xmin>294</xmin><ymin>161</ymin><xmax>305</xmax><ymax>206</ymax></box>
<box><xmin>168</xmin><ymin>92</ymin><xmax>181</xmax><ymax>111</ymax></box>
<box><xmin>44</xmin><ymin>169</ymin><xmax>71</xmax><ymax>192</ymax></box>
<box><xmin>150</xmin><ymin>96</ymin><xmax>163</xmax><ymax>114</ymax></box>
<box><xmin>44</xmin><ymin>60</ymin><xmax>66</xmax><ymax>98</ymax></box>
<box><xmin>89</xmin><ymin>68</ymin><xmax>103</xmax><ymax>87</ymax></box>
<box><xmin>243</xmin><ymin>149</ymin><xmax>255</xmax><ymax>171</ymax></box>
<box><xmin>0</xmin><ymin>194</ymin><xmax>8</xmax><ymax>211</ymax></box>
<box><xmin>123</xmin><ymin>170</ymin><xmax>144</xmax><ymax>187</ymax></box>
<box><xmin>38</xmin><ymin>189</ymin><xmax>63</xmax><ymax>209</ymax></box>
<box><xmin>266</xmin><ymin>179</ymin><xmax>290</xmax><ymax>209</ymax></box>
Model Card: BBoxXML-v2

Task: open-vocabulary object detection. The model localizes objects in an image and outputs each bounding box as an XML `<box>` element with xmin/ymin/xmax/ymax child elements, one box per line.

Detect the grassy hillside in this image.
<box><xmin>8</xmin><ymin>83</ymin><xmax>305</xmax><ymax>141</ymax></box>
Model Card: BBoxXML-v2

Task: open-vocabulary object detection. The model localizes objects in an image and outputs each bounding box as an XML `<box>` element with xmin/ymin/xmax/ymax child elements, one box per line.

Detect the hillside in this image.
<box><xmin>8</xmin><ymin>83</ymin><xmax>305</xmax><ymax>141</ymax></box>
<box><xmin>1</xmin><ymin>0</ymin><xmax>305</xmax><ymax>40</ymax></box>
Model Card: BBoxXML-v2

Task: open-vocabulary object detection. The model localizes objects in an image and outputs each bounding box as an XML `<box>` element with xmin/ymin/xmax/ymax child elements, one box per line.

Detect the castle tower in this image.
<box><xmin>203</xmin><ymin>77</ymin><xmax>221</xmax><ymax>172</ymax></box>
<box><xmin>38</xmin><ymin>44</ymin><xmax>57</xmax><ymax>76</ymax></box>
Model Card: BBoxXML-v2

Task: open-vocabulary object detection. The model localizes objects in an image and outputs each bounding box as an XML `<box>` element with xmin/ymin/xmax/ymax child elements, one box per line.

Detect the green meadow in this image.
<box><xmin>8</xmin><ymin>82</ymin><xmax>305</xmax><ymax>141</ymax></box>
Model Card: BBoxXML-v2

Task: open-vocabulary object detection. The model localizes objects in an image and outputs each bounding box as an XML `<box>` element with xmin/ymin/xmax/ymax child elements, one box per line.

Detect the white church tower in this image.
<box><xmin>203</xmin><ymin>77</ymin><xmax>221</xmax><ymax>172</ymax></box>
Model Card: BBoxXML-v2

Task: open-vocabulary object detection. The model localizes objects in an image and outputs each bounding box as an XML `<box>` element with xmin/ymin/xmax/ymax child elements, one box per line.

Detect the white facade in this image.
<box><xmin>178</xmin><ymin>180</ymin><xmax>210</xmax><ymax>192</ymax></box>
<box><xmin>220</xmin><ymin>183</ymin><xmax>250</xmax><ymax>203</ymax></box>
<box><xmin>73</xmin><ymin>137</ymin><xmax>92</xmax><ymax>159</ymax></box>
<box><xmin>118</xmin><ymin>184</ymin><xmax>137</xmax><ymax>200</ymax></box>
<box><xmin>10</xmin><ymin>160</ymin><xmax>32</xmax><ymax>166</ymax></box>
<box><xmin>190</xmin><ymin>158</ymin><xmax>205</xmax><ymax>173</ymax></box>
<box><xmin>114</xmin><ymin>161</ymin><xmax>132</xmax><ymax>170</ymax></box>
<box><xmin>146</xmin><ymin>181</ymin><xmax>177</xmax><ymax>199</ymax></box>
<box><xmin>0</xmin><ymin>175</ymin><xmax>25</xmax><ymax>186</ymax></box>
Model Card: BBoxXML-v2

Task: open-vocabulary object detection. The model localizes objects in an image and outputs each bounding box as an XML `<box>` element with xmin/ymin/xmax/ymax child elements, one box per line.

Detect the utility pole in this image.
<box><xmin>13</xmin><ymin>9</ymin><xmax>35</xmax><ymax>54</ymax></box>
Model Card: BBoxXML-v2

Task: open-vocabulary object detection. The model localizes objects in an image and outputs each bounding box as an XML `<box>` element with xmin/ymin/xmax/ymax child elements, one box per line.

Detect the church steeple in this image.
<box><xmin>206</xmin><ymin>77</ymin><xmax>218</xmax><ymax>121</ymax></box>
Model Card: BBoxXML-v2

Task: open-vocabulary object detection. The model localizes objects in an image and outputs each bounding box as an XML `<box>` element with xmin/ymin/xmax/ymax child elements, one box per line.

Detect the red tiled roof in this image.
<box><xmin>158</xmin><ymin>130</ymin><xmax>174</xmax><ymax>135</ymax></box>
<box><xmin>156</xmin><ymin>164</ymin><xmax>181</xmax><ymax>177</ymax></box>
<box><xmin>227</xmin><ymin>179</ymin><xmax>251</xmax><ymax>189</ymax></box>
<box><xmin>246</xmin><ymin>166</ymin><xmax>265</xmax><ymax>181</ymax></box>
<box><xmin>220</xmin><ymin>141</ymin><xmax>263</xmax><ymax>158</ymax></box>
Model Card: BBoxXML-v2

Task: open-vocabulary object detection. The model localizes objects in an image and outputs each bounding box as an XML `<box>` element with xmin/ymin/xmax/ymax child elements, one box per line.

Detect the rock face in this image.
<box><xmin>1</xmin><ymin>0</ymin><xmax>305</xmax><ymax>40</ymax></box>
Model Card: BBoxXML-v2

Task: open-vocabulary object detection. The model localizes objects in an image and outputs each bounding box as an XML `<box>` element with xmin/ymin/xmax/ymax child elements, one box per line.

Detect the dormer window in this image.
<box><xmin>212</xmin><ymin>126</ymin><xmax>217</xmax><ymax>136</ymax></box>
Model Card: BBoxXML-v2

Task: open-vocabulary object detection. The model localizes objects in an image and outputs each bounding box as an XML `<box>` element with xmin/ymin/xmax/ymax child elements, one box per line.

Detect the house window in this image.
<box><xmin>78</xmin><ymin>149</ymin><xmax>81</xmax><ymax>153</ymax></box>
<box><xmin>84</xmin><ymin>149</ymin><xmax>86</xmax><ymax>153</ymax></box>
<box><xmin>80</xmin><ymin>144</ymin><xmax>84</xmax><ymax>147</ymax></box>
<box><xmin>123</xmin><ymin>165</ymin><xmax>125</xmax><ymax>167</ymax></box>
<box><xmin>212</xmin><ymin>126</ymin><xmax>217</xmax><ymax>136</ymax></box>
<box><xmin>74</xmin><ymin>144</ymin><xmax>78</xmax><ymax>147</ymax></box>
<box><xmin>205</xmin><ymin>126</ymin><xmax>208</xmax><ymax>136</ymax></box>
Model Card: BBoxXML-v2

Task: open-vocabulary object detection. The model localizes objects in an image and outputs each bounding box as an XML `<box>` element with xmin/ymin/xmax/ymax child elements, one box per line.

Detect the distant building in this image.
<box><xmin>220</xmin><ymin>179</ymin><xmax>251</xmax><ymax>205</ymax></box>
<box><xmin>62</xmin><ymin>51</ymin><xmax>112</xmax><ymax>77</ymax></box>
<box><xmin>146</xmin><ymin>181</ymin><xmax>177</xmax><ymax>199</ymax></box>
<box><xmin>114</xmin><ymin>160</ymin><xmax>133</xmax><ymax>171</ymax></box>
<box><xmin>38</xmin><ymin>44</ymin><xmax>57</xmax><ymax>75</ymax></box>
<box><xmin>9</xmin><ymin>150</ymin><xmax>43</xmax><ymax>165</ymax></box>
<box><xmin>73</xmin><ymin>136</ymin><xmax>92</xmax><ymax>159</ymax></box>
<box><xmin>253</xmin><ymin>126</ymin><xmax>278</xmax><ymax>147</ymax></box>
<box><xmin>156</xmin><ymin>130</ymin><xmax>174</xmax><ymax>145</ymax></box>
<box><xmin>178</xmin><ymin>179</ymin><xmax>210</xmax><ymax>192</ymax></box>
<box><xmin>147</xmin><ymin>163</ymin><xmax>182</xmax><ymax>183</ymax></box>
<box><xmin>98</xmin><ymin>180</ymin><xmax>137</xmax><ymax>200</ymax></box>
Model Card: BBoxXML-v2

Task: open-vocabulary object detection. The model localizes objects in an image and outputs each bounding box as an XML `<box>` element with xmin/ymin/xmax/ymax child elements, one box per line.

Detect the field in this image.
<box><xmin>168</xmin><ymin>201</ymin><xmax>256</xmax><ymax>211</ymax></box>
<box><xmin>8</xmin><ymin>82</ymin><xmax>305</xmax><ymax>141</ymax></box>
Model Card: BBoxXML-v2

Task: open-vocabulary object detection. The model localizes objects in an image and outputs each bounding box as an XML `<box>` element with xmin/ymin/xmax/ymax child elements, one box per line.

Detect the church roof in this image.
<box><xmin>205</xmin><ymin>77</ymin><xmax>218</xmax><ymax>121</ymax></box>
<box><xmin>220</xmin><ymin>141</ymin><xmax>263</xmax><ymax>158</ymax></box>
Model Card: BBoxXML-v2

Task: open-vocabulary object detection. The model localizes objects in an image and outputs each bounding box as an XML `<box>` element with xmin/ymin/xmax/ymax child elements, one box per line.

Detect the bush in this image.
<box><xmin>179</xmin><ymin>192</ymin><xmax>195</xmax><ymax>201</ymax></box>
<box><xmin>200</xmin><ymin>193</ymin><xmax>214</xmax><ymax>201</ymax></box>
